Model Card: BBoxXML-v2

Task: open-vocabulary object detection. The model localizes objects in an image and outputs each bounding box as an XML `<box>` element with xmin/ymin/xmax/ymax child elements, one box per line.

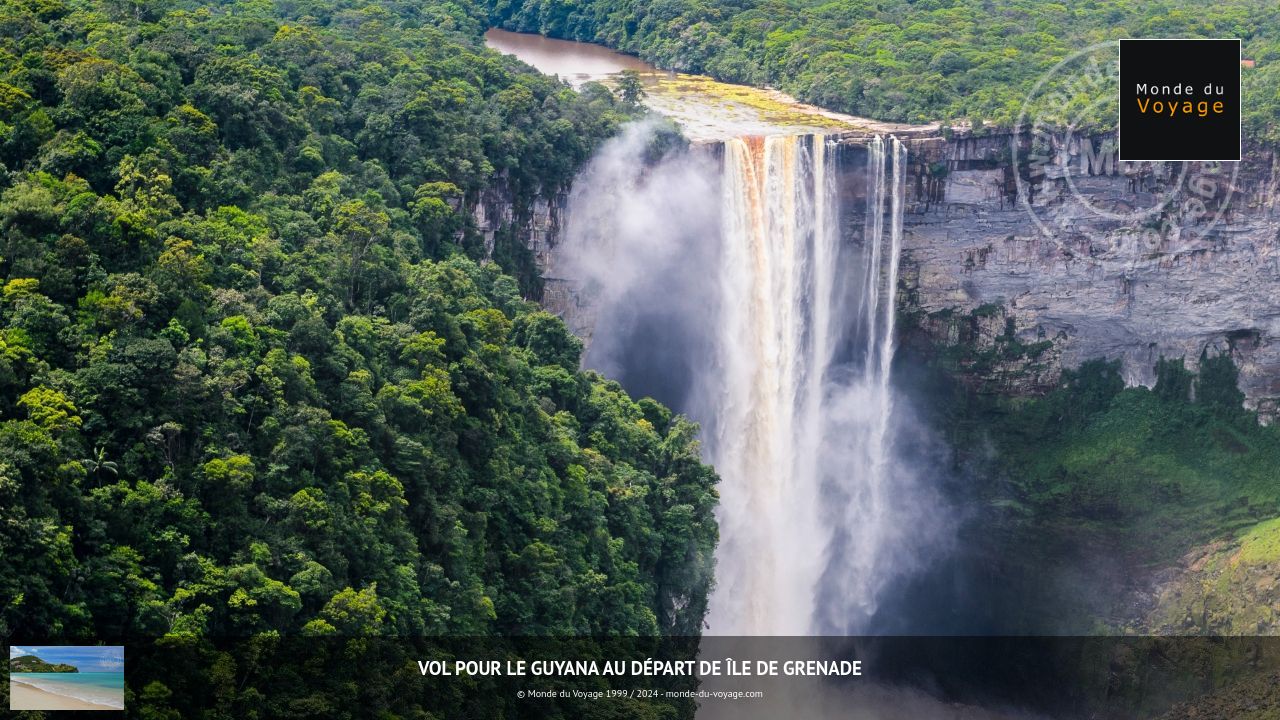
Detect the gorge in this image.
<box><xmin>486</xmin><ymin>30</ymin><xmax>1280</xmax><ymax>639</ymax></box>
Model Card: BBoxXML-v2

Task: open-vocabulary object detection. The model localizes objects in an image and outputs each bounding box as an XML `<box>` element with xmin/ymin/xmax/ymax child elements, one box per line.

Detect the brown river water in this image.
<box><xmin>484</xmin><ymin>29</ymin><xmax>655</xmax><ymax>85</ymax></box>
<box><xmin>484</xmin><ymin>29</ymin><xmax>933</xmax><ymax>141</ymax></box>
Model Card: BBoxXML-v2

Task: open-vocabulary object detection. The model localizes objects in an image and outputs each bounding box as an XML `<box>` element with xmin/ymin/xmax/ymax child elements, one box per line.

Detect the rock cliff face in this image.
<box><xmin>469</xmin><ymin>181</ymin><xmax>566</xmax><ymax>292</ymax></box>
<box><xmin>474</xmin><ymin>188</ymin><xmax>563</xmax><ymax>267</ymax></box>
<box><xmin>857</xmin><ymin>132</ymin><xmax>1280</xmax><ymax>419</ymax></box>
<box><xmin>532</xmin><ymin>130</ymin><xmax>1280</xmax><ymax>418</ymax></box>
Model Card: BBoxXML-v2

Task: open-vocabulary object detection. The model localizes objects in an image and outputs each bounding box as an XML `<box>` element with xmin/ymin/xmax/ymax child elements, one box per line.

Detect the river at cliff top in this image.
<box><xmin>484</xmin><ymin>29</ymin><xmax>934</xmax><ymax>142</ymax></box>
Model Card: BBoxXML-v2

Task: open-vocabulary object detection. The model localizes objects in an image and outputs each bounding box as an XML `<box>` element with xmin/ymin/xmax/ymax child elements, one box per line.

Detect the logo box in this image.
<box><xmin>1119</xmin><ymin>38</ymin><xmax>1241</xmax><ymax>162</ymax></box>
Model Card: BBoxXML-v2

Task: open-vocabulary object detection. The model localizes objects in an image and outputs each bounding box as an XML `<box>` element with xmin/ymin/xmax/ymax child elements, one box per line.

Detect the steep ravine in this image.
<box><xmin>471</xmin><ymin>31</ymin><xmax>1280</xmax><ymax>638</ymax></box>
<box><xmin>483</xmin><ymin>127</ymin><xmax>1280</xmax><ymax>637</ymax></box>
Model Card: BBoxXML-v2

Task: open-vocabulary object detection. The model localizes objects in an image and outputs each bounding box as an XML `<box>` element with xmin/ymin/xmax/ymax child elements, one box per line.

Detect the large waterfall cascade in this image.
<box><xmin>554</xmin><ymin>125</ymin><xmax>911</xmax><ymax>637</ymax></box>
<box><xmin>706</xmin><ymin>134</ymin><xmax>908</xmax><ymax>635</ymax></box>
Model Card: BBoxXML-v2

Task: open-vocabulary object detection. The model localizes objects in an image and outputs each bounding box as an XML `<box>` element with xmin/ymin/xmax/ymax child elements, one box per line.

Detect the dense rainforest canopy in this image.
<box><xmin>0</xmin><ymin>0</ymin><xmax>718</xmax><ymax>642</ymax></box>
<box><xmin>486</xmin><ymin>0</ymin><xmax>1280</xmax><ymax>141</ymax></box>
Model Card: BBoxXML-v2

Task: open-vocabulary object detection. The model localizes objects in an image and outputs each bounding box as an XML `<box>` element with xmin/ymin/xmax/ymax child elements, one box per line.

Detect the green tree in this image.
<box><xmin>616</xmin><ymin>70</ymin><xmax>646</xmax><ymax>109</ymax></box>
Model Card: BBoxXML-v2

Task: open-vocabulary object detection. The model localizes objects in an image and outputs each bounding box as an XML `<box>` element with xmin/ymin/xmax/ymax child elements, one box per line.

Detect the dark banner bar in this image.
<box><xmin>6</xmin><ymin>636</ymin><xmax>1280</xmax><ymax>718</ymax></box>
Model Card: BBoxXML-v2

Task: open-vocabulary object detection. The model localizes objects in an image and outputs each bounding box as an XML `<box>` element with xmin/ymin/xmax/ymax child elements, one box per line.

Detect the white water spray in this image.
<box><xmin>705</xmin><ymin>134</ymin><xmax>907</xmax><ymax>635</ymax></box>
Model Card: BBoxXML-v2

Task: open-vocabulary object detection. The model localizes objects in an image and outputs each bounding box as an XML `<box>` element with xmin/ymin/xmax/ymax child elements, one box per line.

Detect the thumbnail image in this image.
<box><xmin>9</xmin><ymin>646</ymin><xmax>124</xmax><ymax>711</ymax></box>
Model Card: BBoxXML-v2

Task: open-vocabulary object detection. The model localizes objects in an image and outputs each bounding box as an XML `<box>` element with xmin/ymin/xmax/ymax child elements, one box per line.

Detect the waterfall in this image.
<box><xmin>706</xmin><ymin>134</ymin><xmax>908</xmax><ymax>635</ymax></box>
<box><xmin>815</xmin><ymin>134</ymin><xmax>910</xmax><ymax>634</ymax></box>
<box><xmin>707</xmin><ymin>135</ymin><xmax>829</xmax><ymax>635</ymax></box>
<box><xmin>555</xmin><ymin>124</ymin><xmax>915</xmax><ymax>636</ymax></box>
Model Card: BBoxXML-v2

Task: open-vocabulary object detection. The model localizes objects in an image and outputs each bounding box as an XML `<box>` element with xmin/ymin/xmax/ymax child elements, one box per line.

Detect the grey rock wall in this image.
<box><xmin>469</xmin><ymin>182</ymin><xmax>565</xmax><ymax>286</ymax></box>
<box><xmin>530</xmin><ymin>129</ymin><xmax>1280</xmax><ymax>419</ymax></box>
<box><xmin>879</xmin><ymin>132</ymin><xmax>1280</xmax><ymax>419</ymax></box>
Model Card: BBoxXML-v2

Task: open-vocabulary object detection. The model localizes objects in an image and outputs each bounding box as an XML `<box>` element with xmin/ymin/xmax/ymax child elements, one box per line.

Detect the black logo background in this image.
<box><xmin>1119</xmin><ymin>39</ymin><xmax>1240</xmax><ymax>161</ymax></box>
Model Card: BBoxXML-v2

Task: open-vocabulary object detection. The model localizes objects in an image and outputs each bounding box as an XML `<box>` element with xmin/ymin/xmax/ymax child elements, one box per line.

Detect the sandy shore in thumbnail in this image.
<box><xmin>10</xmin><ymin>680</ymin><xmax>119</xmax><ymax>711</ymax></box>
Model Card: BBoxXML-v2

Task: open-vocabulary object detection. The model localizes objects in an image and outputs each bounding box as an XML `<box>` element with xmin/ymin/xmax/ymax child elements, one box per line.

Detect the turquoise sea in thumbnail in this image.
<box><xmin>10</xmin><ymin>672</ymin><xmax>126</xmax><ymax>709</ymax></box>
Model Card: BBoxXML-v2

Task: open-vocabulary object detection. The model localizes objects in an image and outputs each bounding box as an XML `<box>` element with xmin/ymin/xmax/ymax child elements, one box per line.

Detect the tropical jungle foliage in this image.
<box><xmin>0</xmin><ymin>0</ymin><xmax>719</xmax><ymax>645</ymax></box>
<box><xmin>487</xmin><ymin>0</ymin><xmax>1280</xmax><ymax>140</ymax></box>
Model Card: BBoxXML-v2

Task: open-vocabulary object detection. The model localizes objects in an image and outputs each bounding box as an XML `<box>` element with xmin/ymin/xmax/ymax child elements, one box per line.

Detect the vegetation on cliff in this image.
<box><xmin>486</xmin><ymin>0</ymin><xmax>1280</xmax><ymax>140</ymax></box>
<box><xmin>927</xmin><ymin>347</ymin><xmax>1280</xmax><ymax>631</ymax></box>
<box><xmin>1143</xmin><ymin>516</ymin><xmax>1280</xmax><ymax>634</ymax></box>
<box><xmin>955</xmin><ymin>355</ymin><xmax>1279</xmax><ymax>557</ymax></box>
<box><xmin>0</xmin><ymin>0</ymin><xmax>718</xmax><ymax>645</ymax></box>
